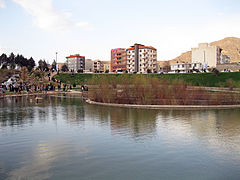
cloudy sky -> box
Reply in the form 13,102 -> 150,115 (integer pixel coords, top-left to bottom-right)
0,0 -> 240,63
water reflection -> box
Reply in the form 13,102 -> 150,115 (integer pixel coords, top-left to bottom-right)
156,109 -> 240,157
6,140 -> 91,180
1,96 -> 240,179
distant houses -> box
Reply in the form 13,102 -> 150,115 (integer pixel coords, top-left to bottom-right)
168,43 -> 232,73
59,41 -> 238,74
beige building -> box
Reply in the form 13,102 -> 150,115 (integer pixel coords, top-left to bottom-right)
102,61 -> 111,72
192,43 -> 221,68
57,63 -> 66,71
127,43 -> 157,73
93,60 -> 104,73
85,59 -> 94,73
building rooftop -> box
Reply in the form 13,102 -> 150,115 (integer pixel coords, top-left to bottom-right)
111,48 -> 126,51
127,44 -> 157,51
66,54 -> 85,59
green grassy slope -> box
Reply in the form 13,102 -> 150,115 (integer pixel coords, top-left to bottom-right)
54,72 -> 240,87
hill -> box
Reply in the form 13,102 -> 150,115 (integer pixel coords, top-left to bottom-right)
170,51 -> 192,64
211,37 -> 240,63
169,37 -> 240,64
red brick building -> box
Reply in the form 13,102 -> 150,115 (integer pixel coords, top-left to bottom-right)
111,48 -> 127,73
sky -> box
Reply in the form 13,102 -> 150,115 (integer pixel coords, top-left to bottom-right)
0,0 -> 240,63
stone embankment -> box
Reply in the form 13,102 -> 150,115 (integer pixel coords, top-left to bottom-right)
85,99 -> 240,110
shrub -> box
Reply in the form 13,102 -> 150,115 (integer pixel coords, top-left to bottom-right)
212,68 -> 220,76
77,69 -> 83,73
85,75 -> 240,105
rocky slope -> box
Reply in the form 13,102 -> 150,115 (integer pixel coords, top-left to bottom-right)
211,37 -> 240,63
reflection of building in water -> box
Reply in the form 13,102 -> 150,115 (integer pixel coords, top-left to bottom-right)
62,97 -> 85,124
157,110 -> 240,155
110,108 -> 158,139
84,104 -> 158,139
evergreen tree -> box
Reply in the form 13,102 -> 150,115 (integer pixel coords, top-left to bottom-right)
51,60 -> 57,71
61,64 -> 69,72
0,53 -> 8,65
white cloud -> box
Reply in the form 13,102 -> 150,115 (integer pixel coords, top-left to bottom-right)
0,0 -> 6,8
76,22 -> 93,30
12,0 -> 91,32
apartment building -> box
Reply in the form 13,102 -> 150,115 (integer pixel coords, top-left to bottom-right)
93,60 -> 104,73
66,54 -> 85,72
127,44 -> 157,73
103,61 -> 111,73
111,48 -> 127,73
192,43 -> 222,68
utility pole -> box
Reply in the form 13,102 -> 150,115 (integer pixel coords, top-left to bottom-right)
56,52 -> 58,72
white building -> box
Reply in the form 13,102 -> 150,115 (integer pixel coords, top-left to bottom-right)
127,44 -> 157,73
192,43 -> 221,68
220,54 -> 230,64
171,63 -> 204,73
66,54 -> 85,72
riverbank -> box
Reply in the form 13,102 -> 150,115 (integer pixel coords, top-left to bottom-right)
0,90 -> 82,99
2,90 -> 240,109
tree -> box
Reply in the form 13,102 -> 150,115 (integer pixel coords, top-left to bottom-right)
61,64 -> 69,72
1,64 -> 7,69
8,53 -> 15,64
38,60 -> 48,72
27,57 -> 36,72
21,67 -> 28,81
0,53 -> 8,65
51,60 -> 57,71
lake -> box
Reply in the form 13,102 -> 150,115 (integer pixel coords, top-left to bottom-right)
0,95 -> 240,180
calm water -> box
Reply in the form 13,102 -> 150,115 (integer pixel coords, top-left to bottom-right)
0,95 -> 240,180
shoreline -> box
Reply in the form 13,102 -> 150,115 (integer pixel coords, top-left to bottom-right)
0,90 -> 82,98
85,99 -> 240,110
2,92 -> 240,109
